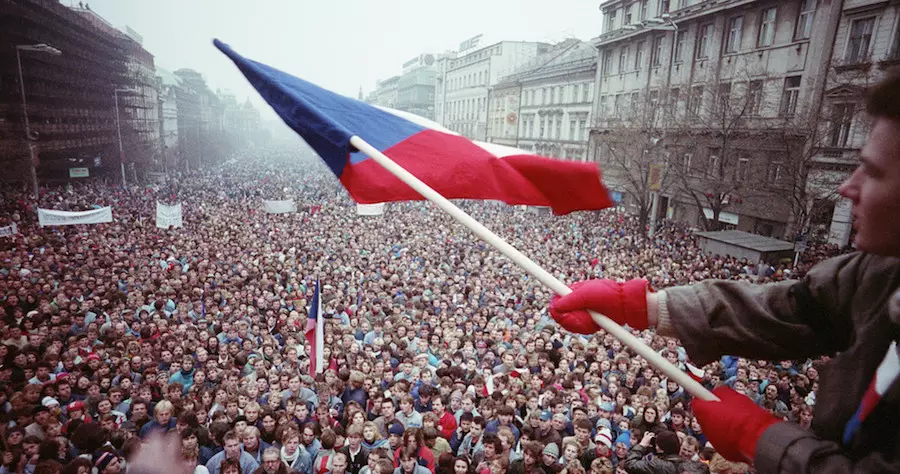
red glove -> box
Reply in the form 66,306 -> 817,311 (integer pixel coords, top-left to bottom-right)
691,386 -> 781,463
549,279 -> 651,334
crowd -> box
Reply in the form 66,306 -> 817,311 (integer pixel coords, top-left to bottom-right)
0,147 -> 848,474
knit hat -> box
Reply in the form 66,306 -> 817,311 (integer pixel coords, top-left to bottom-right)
542,442 -> 559,458
539,410 -> 552,421
595,418 -> 611,431
595,427 -> 612,449
94,452 -> 117,472
656,431 -> 681,455
599,402 -> 614,412
388,422 -> 405,436
41,397 -> 60,408
615,430 -> 631,449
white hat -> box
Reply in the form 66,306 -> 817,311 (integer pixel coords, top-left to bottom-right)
42,397 -> 60,408
595,427 -> 612,449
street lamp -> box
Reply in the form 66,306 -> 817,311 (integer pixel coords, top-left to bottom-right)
16,43 -> 61,199
114,87 -> 139,186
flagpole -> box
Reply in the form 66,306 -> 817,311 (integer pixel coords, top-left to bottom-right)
349,135 -> 717,402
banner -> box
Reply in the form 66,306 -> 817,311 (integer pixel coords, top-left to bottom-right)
0,223 -> 18,237
263,200 -> 297,214
69,167 -> 89,178
356,203 -> 385,216
38,207 -> 112,227
156,202 -> 183,229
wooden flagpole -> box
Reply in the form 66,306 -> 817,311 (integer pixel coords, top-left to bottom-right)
348,135 -> 717,401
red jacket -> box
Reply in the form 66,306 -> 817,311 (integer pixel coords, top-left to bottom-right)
437,411 -> 457,440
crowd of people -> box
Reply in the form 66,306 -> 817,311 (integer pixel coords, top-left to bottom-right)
0,147 -> 848,474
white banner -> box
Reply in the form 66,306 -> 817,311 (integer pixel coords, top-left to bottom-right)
38,207 -> 112,227
156,202 -> 183,229
0,223 -> 18,237
356,203 -> 385,216
263,200 -> 297,214
69,167 -> 89,178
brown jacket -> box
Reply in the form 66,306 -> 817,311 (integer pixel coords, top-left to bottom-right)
659,252 -> 900,473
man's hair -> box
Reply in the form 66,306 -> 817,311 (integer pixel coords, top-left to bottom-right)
471,416 -> 486,428
220,458 -> 241,473
867,69 -> 900,119
222,430 -> 241,444
679,460 -> 711,474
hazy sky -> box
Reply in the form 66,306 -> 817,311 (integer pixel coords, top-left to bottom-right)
78,0 -> 601,116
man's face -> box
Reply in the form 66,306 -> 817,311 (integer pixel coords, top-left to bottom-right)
262,456 -> 281,474
243,433 -> 259,450
331,455 -> 347,474
131,404 -> 147,419
470,423 -> 483,439
224,438 -> 241,460
155,407 -> 172,425
840,117 -> 900,256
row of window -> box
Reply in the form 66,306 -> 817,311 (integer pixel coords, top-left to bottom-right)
446,69 -> 490,92
602,2 -> 816,76
598,76 -> 803,119
520,83 -> 593,107
517,115 -> 589,142
447,97 -> 486,121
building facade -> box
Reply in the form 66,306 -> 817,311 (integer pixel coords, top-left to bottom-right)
487,40 -> 597,161
591,0 -> 840,238
438,41 -> 550,140
811,0 -> 900,246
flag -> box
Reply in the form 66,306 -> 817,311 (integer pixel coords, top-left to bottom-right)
685,361 -> 705,383
843,341 -> 900,445
305,279 -> 325,377
214,40 -> 613,215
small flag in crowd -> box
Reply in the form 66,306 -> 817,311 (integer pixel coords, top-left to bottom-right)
305,279 -> 325,377
214,40 -> 613,215
685,361 -> 705,383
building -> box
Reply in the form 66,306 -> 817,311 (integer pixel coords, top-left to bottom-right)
811,0 -> 900,246
437,39 -> 551,140
487,39 -> 597,161
220,90 -> 263,147
72,6 -> 161,178
0,0 -> 134,185
366,76 -> 400,109
397,54 -> 437,120
157,68 -> 182,171
590,0 -> 840,239
433,51 -> 458,125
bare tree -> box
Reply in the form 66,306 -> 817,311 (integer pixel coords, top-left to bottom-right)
594,90 -> 674,235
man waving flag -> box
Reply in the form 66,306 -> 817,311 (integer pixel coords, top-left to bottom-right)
214,40 -> 612,215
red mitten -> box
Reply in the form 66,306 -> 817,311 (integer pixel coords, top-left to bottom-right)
549,279 -> 651,334
691,386 -> 781,463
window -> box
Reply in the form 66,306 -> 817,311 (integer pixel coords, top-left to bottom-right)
651,36 -> 664,66
659,0 -> 669,14
670,88 -> 681,109
674,30 -> 687,62
570,120 -> 577,140
539,117 -> 546,138
600,95 -> 608,116
748,80 -> 764,115
737,158 -> 750,180
579,119 -> 587,141
828,102 -> 855,147
695,24 -> 713,59
572,84 -> 580,103
555,118 -> 562,139
767,162 -> 784,182
795,0 -> 816,40
614,94 -> 622,115
635,41 -> 645,69
708,149 -> 721,177
631,92 -> 639,113
603,51 -> 614,75
583,83 -> 590,102
725,16 -> 743,53
758,7 -> 777,47
718,82 -> 732,110
541,88 -> 547,104
682,153 -> 692,173
689,85 -> 703,114
846,17 -> 875,63
780,76 -> 801,117
619,46 -> 629,72
607,9 -> 617,32
624,4 -> 633,25
640,0 -> 648,20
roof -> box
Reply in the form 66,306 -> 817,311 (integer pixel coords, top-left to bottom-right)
156,67 -> 183,87
694,230 -> 794,253
495,40 -> 596,86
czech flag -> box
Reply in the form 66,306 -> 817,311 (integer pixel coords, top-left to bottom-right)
214,40 -> 613,215
685,361 -> 705,383
305,279 -> 325,377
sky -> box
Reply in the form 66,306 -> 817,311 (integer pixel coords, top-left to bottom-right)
73,0 -> 602,119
